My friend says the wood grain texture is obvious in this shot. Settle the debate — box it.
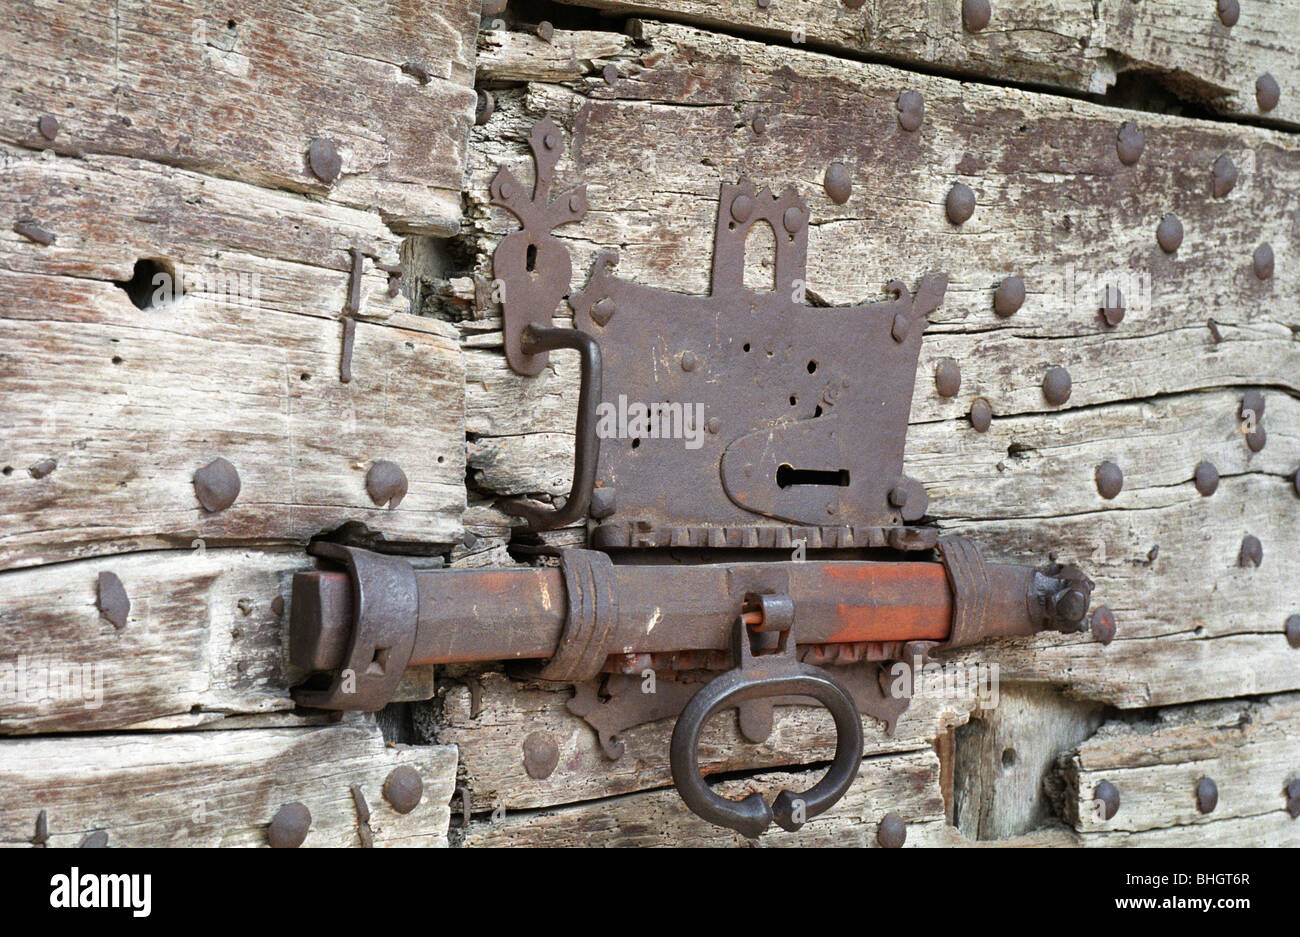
[1056,692,1300,845]
[0,0,480,232]
[0,725,457,847]
[0,147,466,568]
[544,0,1300,127]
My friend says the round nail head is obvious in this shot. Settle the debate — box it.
[1217,0,1239,27]
[1091,606,1117,645]
[1239,534,1263,567]
[994,276,1025,317]
[1196,777,1219,814]
[384,765,424,814]
[934,358,962,398]
[970,397,992,433]
[897,90,924,132]
[523,731,560,780]
[1285,615,1300,648]
[946,183,975,225]
[877,812,907,848]
[824,163,852,205]
[1156,214,1183,253]
[193,457,241,513]
[1253,243,1274,280]
[1095,461,1123,500]
[1095,781,1120,821]
[962,0,991,33]
[1256,73,1280,112]
[308,138,342,184]
[1100,285,1125,326]
[782,205,805,234]
[1116,121,1145,165]
[1194,461,1219,496]
[1211,154,1238,198]
[1043,366,1072,406]
[365,460,408,509]
[268,802,311,848]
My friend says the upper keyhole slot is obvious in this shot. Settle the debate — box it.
[776,464,850,488]
[526,243,538,272]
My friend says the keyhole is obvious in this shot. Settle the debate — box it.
[776,464,851,488]
[526,243,537,272]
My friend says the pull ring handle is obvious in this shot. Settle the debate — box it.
[669,616,864,838]
[498,323,602,531]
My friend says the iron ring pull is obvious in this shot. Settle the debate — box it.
[499,323,602,531]
[669,618,865,838]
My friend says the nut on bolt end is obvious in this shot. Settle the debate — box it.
[1034,562,1094,633]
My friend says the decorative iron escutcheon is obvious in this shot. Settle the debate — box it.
[288,119,1094,837]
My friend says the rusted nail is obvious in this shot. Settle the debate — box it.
[969,397,992,433]
[601,63,619,87]
[475,90,495,125]
[1094,781,1120,820]
[482,0,507,14]
[1196,777,1219,814]
[1095,461,1123,500]
[384,765,424,814]
[308,137,342,184]
[365,460,408,508]
[1256,73,1280,113]
[1253,243,1274,280]
[38,115,59,141]
[96,571,130,629]
[1207,318,1223,343]
[522,731,560,779]
[1285,778,1300,818]
[1238,534,1262,568]
[27,457,57,479]
[1116,121,1145,166]
[934,358,961,398]
[536,20,553,41]
[1147,545,1159,562]
[340,317,356,383]
[351,784,371,823]
[268,802,311,848]
[193,457,241,512]
[824,163,852,205]
[945,183,975,225]
[1217,0,1239,26]
[32,809,49,846]
[80,830,109,848]
[589,486,616,519]
[681,350,699,372]
[751,115,767,134]
[1210,155,1238,198]
[877,812,906,848]
[994,276,1025,317]
[1246,426,1266,453]
[464,674,483,718]
[897,90,924,132]
[782,205,806,234]
[1100,284,1125,326]
[962,0,991,32]
[400,61,431,84]
[271,595,285,618]
[346,246,364,316]
[1193,460,1219,496]
[1042,366,1071,406]
[13,220,55,245]
[1284,615,1300,649]
[455,785,472,826]
[1156,214,1183,253]
[1090,606,1117,645]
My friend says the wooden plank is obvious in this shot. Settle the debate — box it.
[434,668,978,810]
[0,0,480,232]
[540,1,1300,127]
[0,725,457,847]
[0,148,465,568]
[1056,693,1300,845]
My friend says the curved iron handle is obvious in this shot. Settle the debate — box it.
[499,323,602,531]
[669,619,865,838]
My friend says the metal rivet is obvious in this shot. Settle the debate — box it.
[1239,534,1263,568]
[1253,243,1274,280]
[13,220,55,245]
[37,115,59,141]
[1207,318,1223,343]
[945,183,975,225]
[1090,606,1117,645]
[365,460,408,508]
[1217,0,1239,26]
[569,192,586,213]
[80,830,109,848]
[1211,155,1238,198]
[96,571,130,629]
[32,809,49,846]
[590,297,616,326]
[705,417,722,434]
[897,90,924,132]
[1293,467,1300,497]
[522,731,560,779]
[590,486,616,519]
[384,765,424,814]
[543,130,559,150]
[962,0,991,32]
[268,802,311,847]
[1042,366,1071,406]
[475,90,494,125]
[877,812,906,848]
[934,358,961,397]
[308,138,342,184]
[1095,461,1123,499]
[731,194,755,224]
[756,0,770,8]
[1148,544,1159,562]
[193,457,241,512]
[602,63,618,86]
[1100,285,1125,326]
[27,457,57,479]
[462,531,479,549]
[482,0,508,15]
[1285,778,1300,818]
[751,115,767,135]
[1286,615,1300,649]
[1246,424,1266,452]
[782,205,805,234]
[536,20,554,41]
[1094,780,1120,820]
[1193,461,1219,496]
[824,163,852,205]
[994,276,1025,317]
[681,351,699,372]
[271,595,285,618]
[969,397,992,433]
[1156,214,1183,253]
[1116,121,1145,165]
[1256,73,1280,112]
[1196,777,1219,814]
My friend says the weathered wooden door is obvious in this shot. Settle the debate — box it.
[2,0,1297,847]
